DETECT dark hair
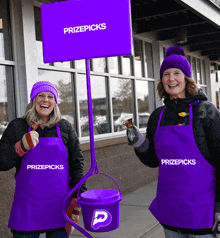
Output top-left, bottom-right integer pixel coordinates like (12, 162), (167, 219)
(157, 76), (198, 100)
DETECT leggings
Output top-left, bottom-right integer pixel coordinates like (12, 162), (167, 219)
(12, 228), (69, 238)
(164, 228), (215, 238)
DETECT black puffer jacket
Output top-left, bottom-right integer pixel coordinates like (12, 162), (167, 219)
(135, 89), (220, 235)
(0, 118), (87, 198)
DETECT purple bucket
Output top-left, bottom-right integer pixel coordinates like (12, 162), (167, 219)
(77, 173), (123, 232)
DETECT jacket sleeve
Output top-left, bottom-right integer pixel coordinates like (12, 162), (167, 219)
(67, 122), (87, 199)
(134, 110), (160, 168)
(200, 102), (220, 204)
(0, 119), (23, 171)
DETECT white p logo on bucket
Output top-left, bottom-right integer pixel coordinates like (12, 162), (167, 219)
(91, 209), (112, 230)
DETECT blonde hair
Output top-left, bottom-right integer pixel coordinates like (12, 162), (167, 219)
(22, 98), (62, 128)
(157, 76), (198, 100)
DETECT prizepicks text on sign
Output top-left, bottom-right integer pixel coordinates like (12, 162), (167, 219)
(41, 0), (133, 63)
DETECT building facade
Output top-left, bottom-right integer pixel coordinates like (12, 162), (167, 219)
(0, 0), (220, 237)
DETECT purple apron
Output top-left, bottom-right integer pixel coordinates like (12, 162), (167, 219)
(8, 124), (70, 231)
(149, 104), (215, 229)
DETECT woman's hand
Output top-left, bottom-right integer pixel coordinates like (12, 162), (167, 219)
(126, 126), (149, 153)
(14, 131), (39, 157)
(65, 198), (81, 234)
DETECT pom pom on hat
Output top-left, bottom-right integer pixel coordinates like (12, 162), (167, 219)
(160, 45), (191, 78)
(165, 45), (185, 57)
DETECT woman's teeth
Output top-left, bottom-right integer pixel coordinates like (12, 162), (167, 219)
(40, 105), (49, 108)
(169, 84), (178, 88)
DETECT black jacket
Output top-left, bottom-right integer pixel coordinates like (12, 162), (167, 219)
(0, 118), (87, 234)
(0, 118), (87, 197)
(135, 89), (220, 235)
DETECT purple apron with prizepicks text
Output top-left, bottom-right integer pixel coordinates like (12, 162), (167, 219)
(149, 104), (215, 229)
(8, 124), (70, 231)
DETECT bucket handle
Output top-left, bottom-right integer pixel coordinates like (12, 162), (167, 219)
(77, 172), (122, 203)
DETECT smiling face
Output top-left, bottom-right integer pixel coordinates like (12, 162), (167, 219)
(162, 68), (186, 100)
(35, 92), (56, 122)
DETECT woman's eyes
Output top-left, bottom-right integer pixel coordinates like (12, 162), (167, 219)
(164, 72), (180, 76)
(38, 95), (53, 99)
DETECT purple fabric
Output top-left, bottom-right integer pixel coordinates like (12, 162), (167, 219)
(149, 104), (215, 229)
(30, 81), (58, 104)
(8, 124), (70, 231)
(160, 46), (191, 78)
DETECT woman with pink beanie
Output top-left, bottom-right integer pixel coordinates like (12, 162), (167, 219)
(0, 81), (87, 238)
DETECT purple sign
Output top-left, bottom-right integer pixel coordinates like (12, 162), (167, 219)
(41, 0), (133, 63)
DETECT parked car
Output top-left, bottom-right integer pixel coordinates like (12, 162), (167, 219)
(83, 112), (151, 134)
(94, 116), (109, 134)
(62, 115), (74, 126)
(138, 112), (150, 128)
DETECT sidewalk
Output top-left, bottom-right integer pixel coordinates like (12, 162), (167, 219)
(40, 180), (165, 238)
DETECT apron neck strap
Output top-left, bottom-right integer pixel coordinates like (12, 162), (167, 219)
(189, 103), (193, 127)
(56, 124), (61, 138)
(28, 124), (61, 138)
(157, 107), (165, 129)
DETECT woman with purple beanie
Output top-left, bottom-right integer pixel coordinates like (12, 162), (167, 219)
(0, 81), (87, 238)
(126, 46), (220, 237)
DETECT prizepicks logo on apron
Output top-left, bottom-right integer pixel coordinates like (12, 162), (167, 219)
(149, 104), (215, 229)
(27, 165), (64, 169)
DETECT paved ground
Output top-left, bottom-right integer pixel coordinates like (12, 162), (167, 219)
(40, 180), (165, 238)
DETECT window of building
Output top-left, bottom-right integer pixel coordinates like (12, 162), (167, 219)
(108, 57), (120, 74)
(136, 80), (150, 128)
(0, 0), (12, 61)
(92, 58), (107, 73)
(0, 0), (15, 138)
(76, 74), (109, 137)
(122, 55), (132, 76)
(134, 39), (143, 77)
(75, 60), (85, 71)
(110, 77), (133, 132)
(197, 59), (202, 85)
(145, 42), (154, 78)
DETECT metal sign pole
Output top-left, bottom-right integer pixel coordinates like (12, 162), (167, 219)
(62, 59), (99, 238)
(85, 58), (98, 173)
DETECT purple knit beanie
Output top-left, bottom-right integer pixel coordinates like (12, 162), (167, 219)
(30, 81), (58, 104)
(160, 46), (191, 78)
